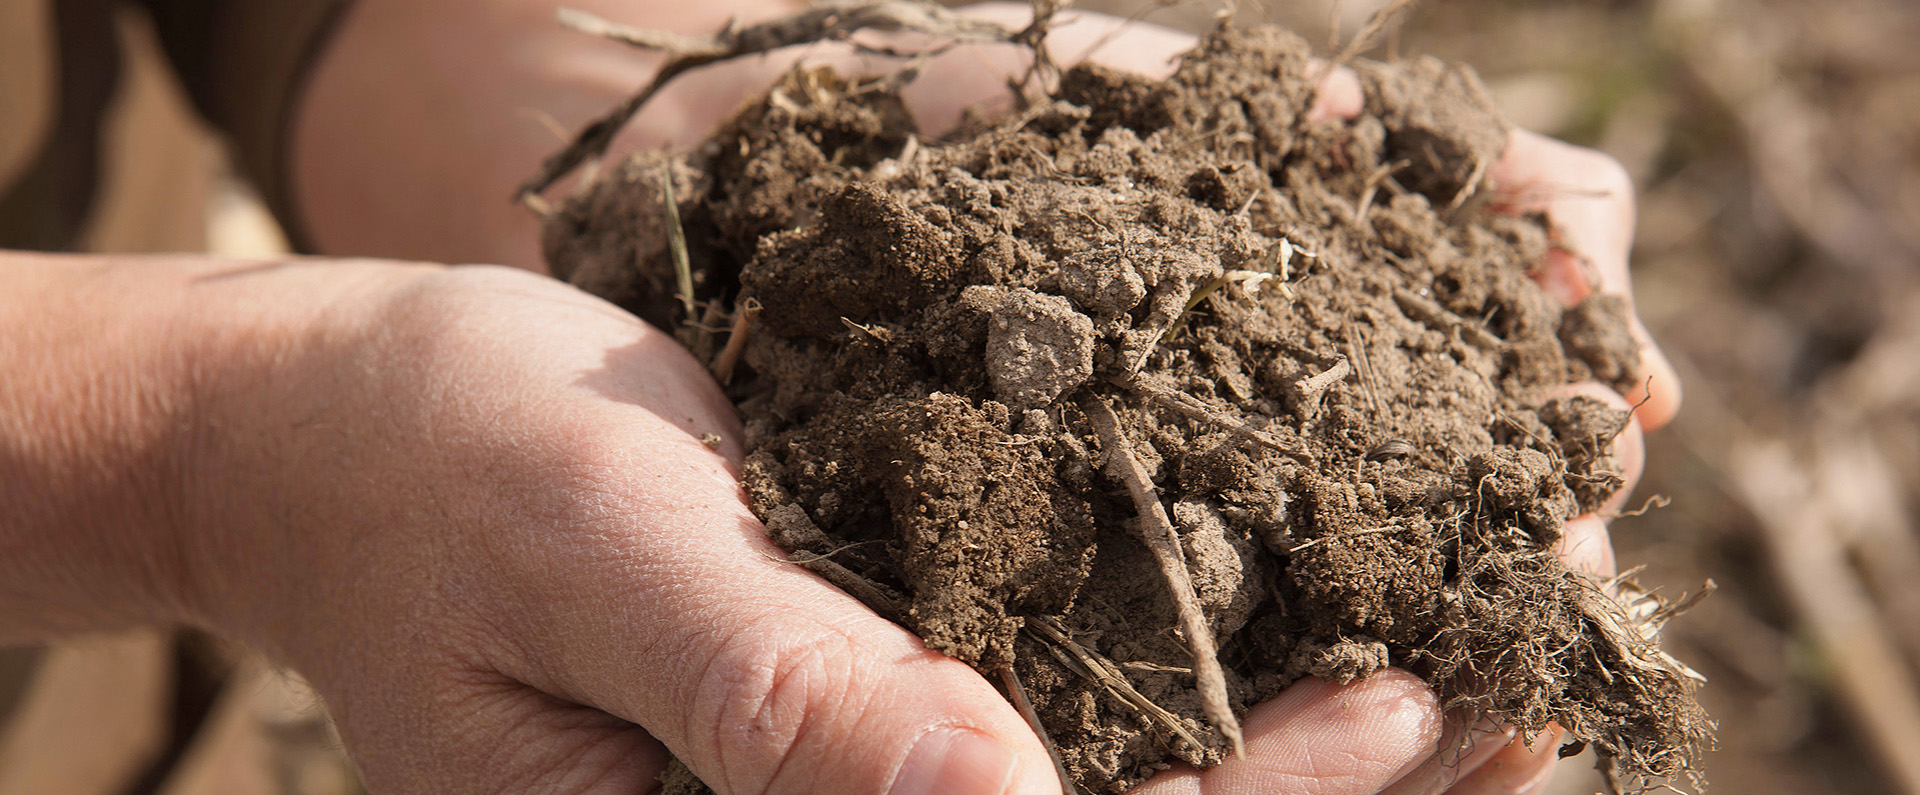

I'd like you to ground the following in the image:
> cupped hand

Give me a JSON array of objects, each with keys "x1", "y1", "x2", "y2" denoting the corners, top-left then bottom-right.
[
  {"x1": 281, "y1": 3, "x2": 1672, "y2": 793},
  {"x1": 180, "y1": 263, "x2": 1063, "y2": 794}
]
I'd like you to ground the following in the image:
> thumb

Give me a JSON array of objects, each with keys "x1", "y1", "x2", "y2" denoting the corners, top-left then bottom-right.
[{"x1": 486, "y1": 454, "x2": 1062, "y2": 795}]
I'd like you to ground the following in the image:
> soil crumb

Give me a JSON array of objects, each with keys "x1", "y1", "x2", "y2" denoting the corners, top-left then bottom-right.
[{"x1": 541, "y1": 16, "x2": 1710, "y2": 795}]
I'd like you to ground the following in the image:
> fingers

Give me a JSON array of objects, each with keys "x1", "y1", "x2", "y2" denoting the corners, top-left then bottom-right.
[
  {"x1": 1489, "y1": 132, "x2": 1636, "y2": 301},
  {"x1": 1555, "y1": 514, "x2": 1619, "y2": 579},
  {"x1": 1308, "y1": 63, "x2": 1365, "y2": 123},
  {"x1": 1128, "y1": 669, "x2": 1443, "y2": 795},
  {"x1": 910, "y1": 4, "x2": 1363, "y2": 135},
  {"x1": 326, "y1": 666, "x2": 671, "y2": 794},
  {"x1": 1490, "y1": 130, "x2": 1681, "y2": 431},
  {"x1": 1438, "y1": 724, "x2": 1566, "y2": 795},
  {"x1": 275, "y1": 271, "x2": 1062, "y2": 795},
  {"x1": 1374, "y1": 719, "x2": 1514, "y2": 795}
]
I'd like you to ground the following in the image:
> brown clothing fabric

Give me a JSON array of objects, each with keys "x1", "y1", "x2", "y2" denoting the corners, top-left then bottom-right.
[{"x1": 0, "y1": 0, "x2": 350, "y2": 251}]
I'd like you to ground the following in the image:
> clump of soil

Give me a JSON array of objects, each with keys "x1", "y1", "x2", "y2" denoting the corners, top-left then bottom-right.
[{"x1": 539, "y1": 15, "x2": 1710, "y2": 794}]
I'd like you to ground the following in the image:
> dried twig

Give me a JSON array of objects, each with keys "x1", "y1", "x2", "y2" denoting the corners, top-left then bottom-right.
[
  {"x1": 795, "y1": 555, "x2": 901, "y2": 624},
  {"x1": 763, "y1": 505, "x2": 905, "y2": 623},
  {"x1": 1025, "y1": 617, "x2": 1206, "y2": 753},
  {"x1": 1293, "y1": 356, "x2": 1352, "y2": 405},
  {"x1": 690, "y1": 299, "x2": 727, "y2": 363},
  {"x1": 660, "y1": 160, "x2": 696, "y2": 323},
  {"x1": 1307, "y1": 0, "x2": 1420, "y2": 112},
  {"x1": 1355, "y1": 159, "x2": 1407, "y2": 223},
  {"x1": 1343, "y1": 337, "x2": 1384, "y2": 418},
  {"x1": 1082, "y1": 398, "x2": 1244, "y2": 756},
  {"x1": 518, "y1": 2, "x2": 1022, "y2": 201},
  {"x1": 1107, "y1": 375, "x2": 1311, "y2": 462},
  {"x1": 1289, "y1": 525, "x2": 1403, "y2": 553},
  {"x1": 1009, "y1": 0, "x2": 1070, "y2": 101},
  {"x1": 1393, "y1": 288, "x2": 1504, "y2": 350},
  {"x1": 1445, "y1": 150, "x2": 1493, "y2": 212},
  {"x1": 1327, "y1": 0, "x2": 1418, "y2": 70}
]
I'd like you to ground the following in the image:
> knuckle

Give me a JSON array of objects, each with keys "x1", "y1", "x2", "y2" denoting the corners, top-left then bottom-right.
[{"x1": 688, "y1": 622, "x2": 873, "y2": 792}]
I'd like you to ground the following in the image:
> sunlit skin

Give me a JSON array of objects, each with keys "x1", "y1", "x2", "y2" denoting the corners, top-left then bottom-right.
[{"x1": 0, "y1": 2, "x2": 1675, "y2": 794}]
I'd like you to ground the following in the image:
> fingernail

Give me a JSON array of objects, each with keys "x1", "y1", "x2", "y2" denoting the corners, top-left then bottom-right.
[{"x1": 890, "y1": 728, "x2": 1019, "y2": 795}]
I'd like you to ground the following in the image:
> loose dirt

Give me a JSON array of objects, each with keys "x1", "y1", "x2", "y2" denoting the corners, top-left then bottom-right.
[{"x1": 539, "y1": 16, "x2": 1709, "y2": 794}]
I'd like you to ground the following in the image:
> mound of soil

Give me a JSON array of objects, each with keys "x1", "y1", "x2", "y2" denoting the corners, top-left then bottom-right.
[{"x1": 541, "y1": 20, "x2": 1709, "y2": 794}]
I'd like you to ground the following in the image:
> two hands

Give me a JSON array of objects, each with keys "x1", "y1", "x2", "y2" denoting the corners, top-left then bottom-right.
[{"x1": 0, "y1": 2, "x2": 1680, "y2": 794}]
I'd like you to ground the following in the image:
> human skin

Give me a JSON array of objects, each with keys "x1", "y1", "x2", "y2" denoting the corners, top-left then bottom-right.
[{"x1": 0, "y1": 2, "x2": 1676, "y2": 794}]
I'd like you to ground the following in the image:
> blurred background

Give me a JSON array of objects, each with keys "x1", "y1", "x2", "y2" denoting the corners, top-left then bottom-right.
[{"x1": 2, "y1": 0, "x2": 1915, "y2": 793}]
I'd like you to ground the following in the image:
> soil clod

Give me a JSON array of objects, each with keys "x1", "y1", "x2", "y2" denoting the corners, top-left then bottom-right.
[{"x1": 538, "y1": 6, "x2": 1712, "y2": 792}]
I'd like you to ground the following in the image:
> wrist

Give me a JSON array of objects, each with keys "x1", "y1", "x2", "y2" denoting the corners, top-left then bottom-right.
[
  {"x1": 162, "y1": 259, "x2": 437, "y2": 645},
  {"x1": 0, "y1": 252, "x2": 429, "y2": 641}
]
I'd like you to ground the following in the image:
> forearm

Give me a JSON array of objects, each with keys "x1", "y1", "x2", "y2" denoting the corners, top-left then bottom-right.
[{"x1": 0, "y1": 252, "x2": 413, "y2": 642}]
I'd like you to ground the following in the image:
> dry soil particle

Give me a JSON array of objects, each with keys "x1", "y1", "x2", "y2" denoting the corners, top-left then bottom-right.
[{"x1": 542, "y1": 20, "x2": 1709, "y2": 795}]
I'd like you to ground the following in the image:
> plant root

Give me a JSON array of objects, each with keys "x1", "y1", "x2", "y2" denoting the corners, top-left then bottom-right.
[{"x1": 712, "y1": 298, "x2": 760, "y2": 385}]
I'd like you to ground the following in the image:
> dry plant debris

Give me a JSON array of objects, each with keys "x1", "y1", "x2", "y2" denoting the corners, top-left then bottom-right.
[{"x1": 530, "y1": 2, "x2": 1713, "y2": 791}]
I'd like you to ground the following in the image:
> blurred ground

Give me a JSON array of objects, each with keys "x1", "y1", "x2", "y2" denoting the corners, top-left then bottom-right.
[{"x1": 3, "y1": 1, "x2": 1916, "y2": 793}]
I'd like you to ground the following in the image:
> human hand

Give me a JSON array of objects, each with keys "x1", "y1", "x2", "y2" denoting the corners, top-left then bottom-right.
[
  {"x1": 158, "y1": 263, "x2": 1616, "y2": 795},
  {"x1": 275, "y1": 2, "x2": 1673, "y2": 792},
  {"x1": 291, "y1": 0, "x2": 1201, "y2": 271},
  {"x1": 146, "y1": 262, "x2": 1077, "y2": 794}
]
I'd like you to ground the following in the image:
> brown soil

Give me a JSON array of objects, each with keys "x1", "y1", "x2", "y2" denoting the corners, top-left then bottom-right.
[{"x1": 541, "y1": 21, "x2": 1709, "y2": 795}]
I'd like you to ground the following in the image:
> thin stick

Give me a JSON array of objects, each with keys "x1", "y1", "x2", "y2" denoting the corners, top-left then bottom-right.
[
  {"x1": 1347, "y1": 338, "x2": 1384, "y2": 418},
  {"x1": 660, "y1": 161, "x2": 696, "y2": 323},
  {"x1": 999, "y1": 664, "x2": 1081, "y2": 795},
  {"x1": 1326, "y1": 0, "x2": 1418, "y2": 72},
  {"x1": 1025, "y1": 617, "x2": 1206, "y2": 753},
  {"x1": 765, "y1": 506, "x2": 905, "y2": 623},
  {"x1": 1393, "y1": 288, "x2": 1504, "y2": 350},
  {"x1": 1108, "y1": 375, "x2": 1312, "y2": 461},
  {"x1": 692, "y1": 298, "x2": 727, "y2": 362},
  {"x1": 1082, "y1": 398, "x2": 1244, "y2": 756},
  {"x1": 1325, "y1": 0, "x2": 1346, "y2": 51},
  {"x1": 1289, "y1": 525, "x2": 1402, "y2": 553},
  {"x1": 1445, "y1": 150, "x2": 1493, "y2": 212},
  {"x1": 1294, "y1": 356, "x2": 1352, "y2": 404},
  {"x1": 795, "y1": 555, "x2": 902, "y2": 624},
  {"x1": 1307, "y1": 0, "x2": 1420, "y2": 112},
  {"x1": 1354, "y1": 159, "x2": 1407, "y2": 224},
  {"x1": 712, "y1": 298, "x2": 761, "y2": 385}
]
